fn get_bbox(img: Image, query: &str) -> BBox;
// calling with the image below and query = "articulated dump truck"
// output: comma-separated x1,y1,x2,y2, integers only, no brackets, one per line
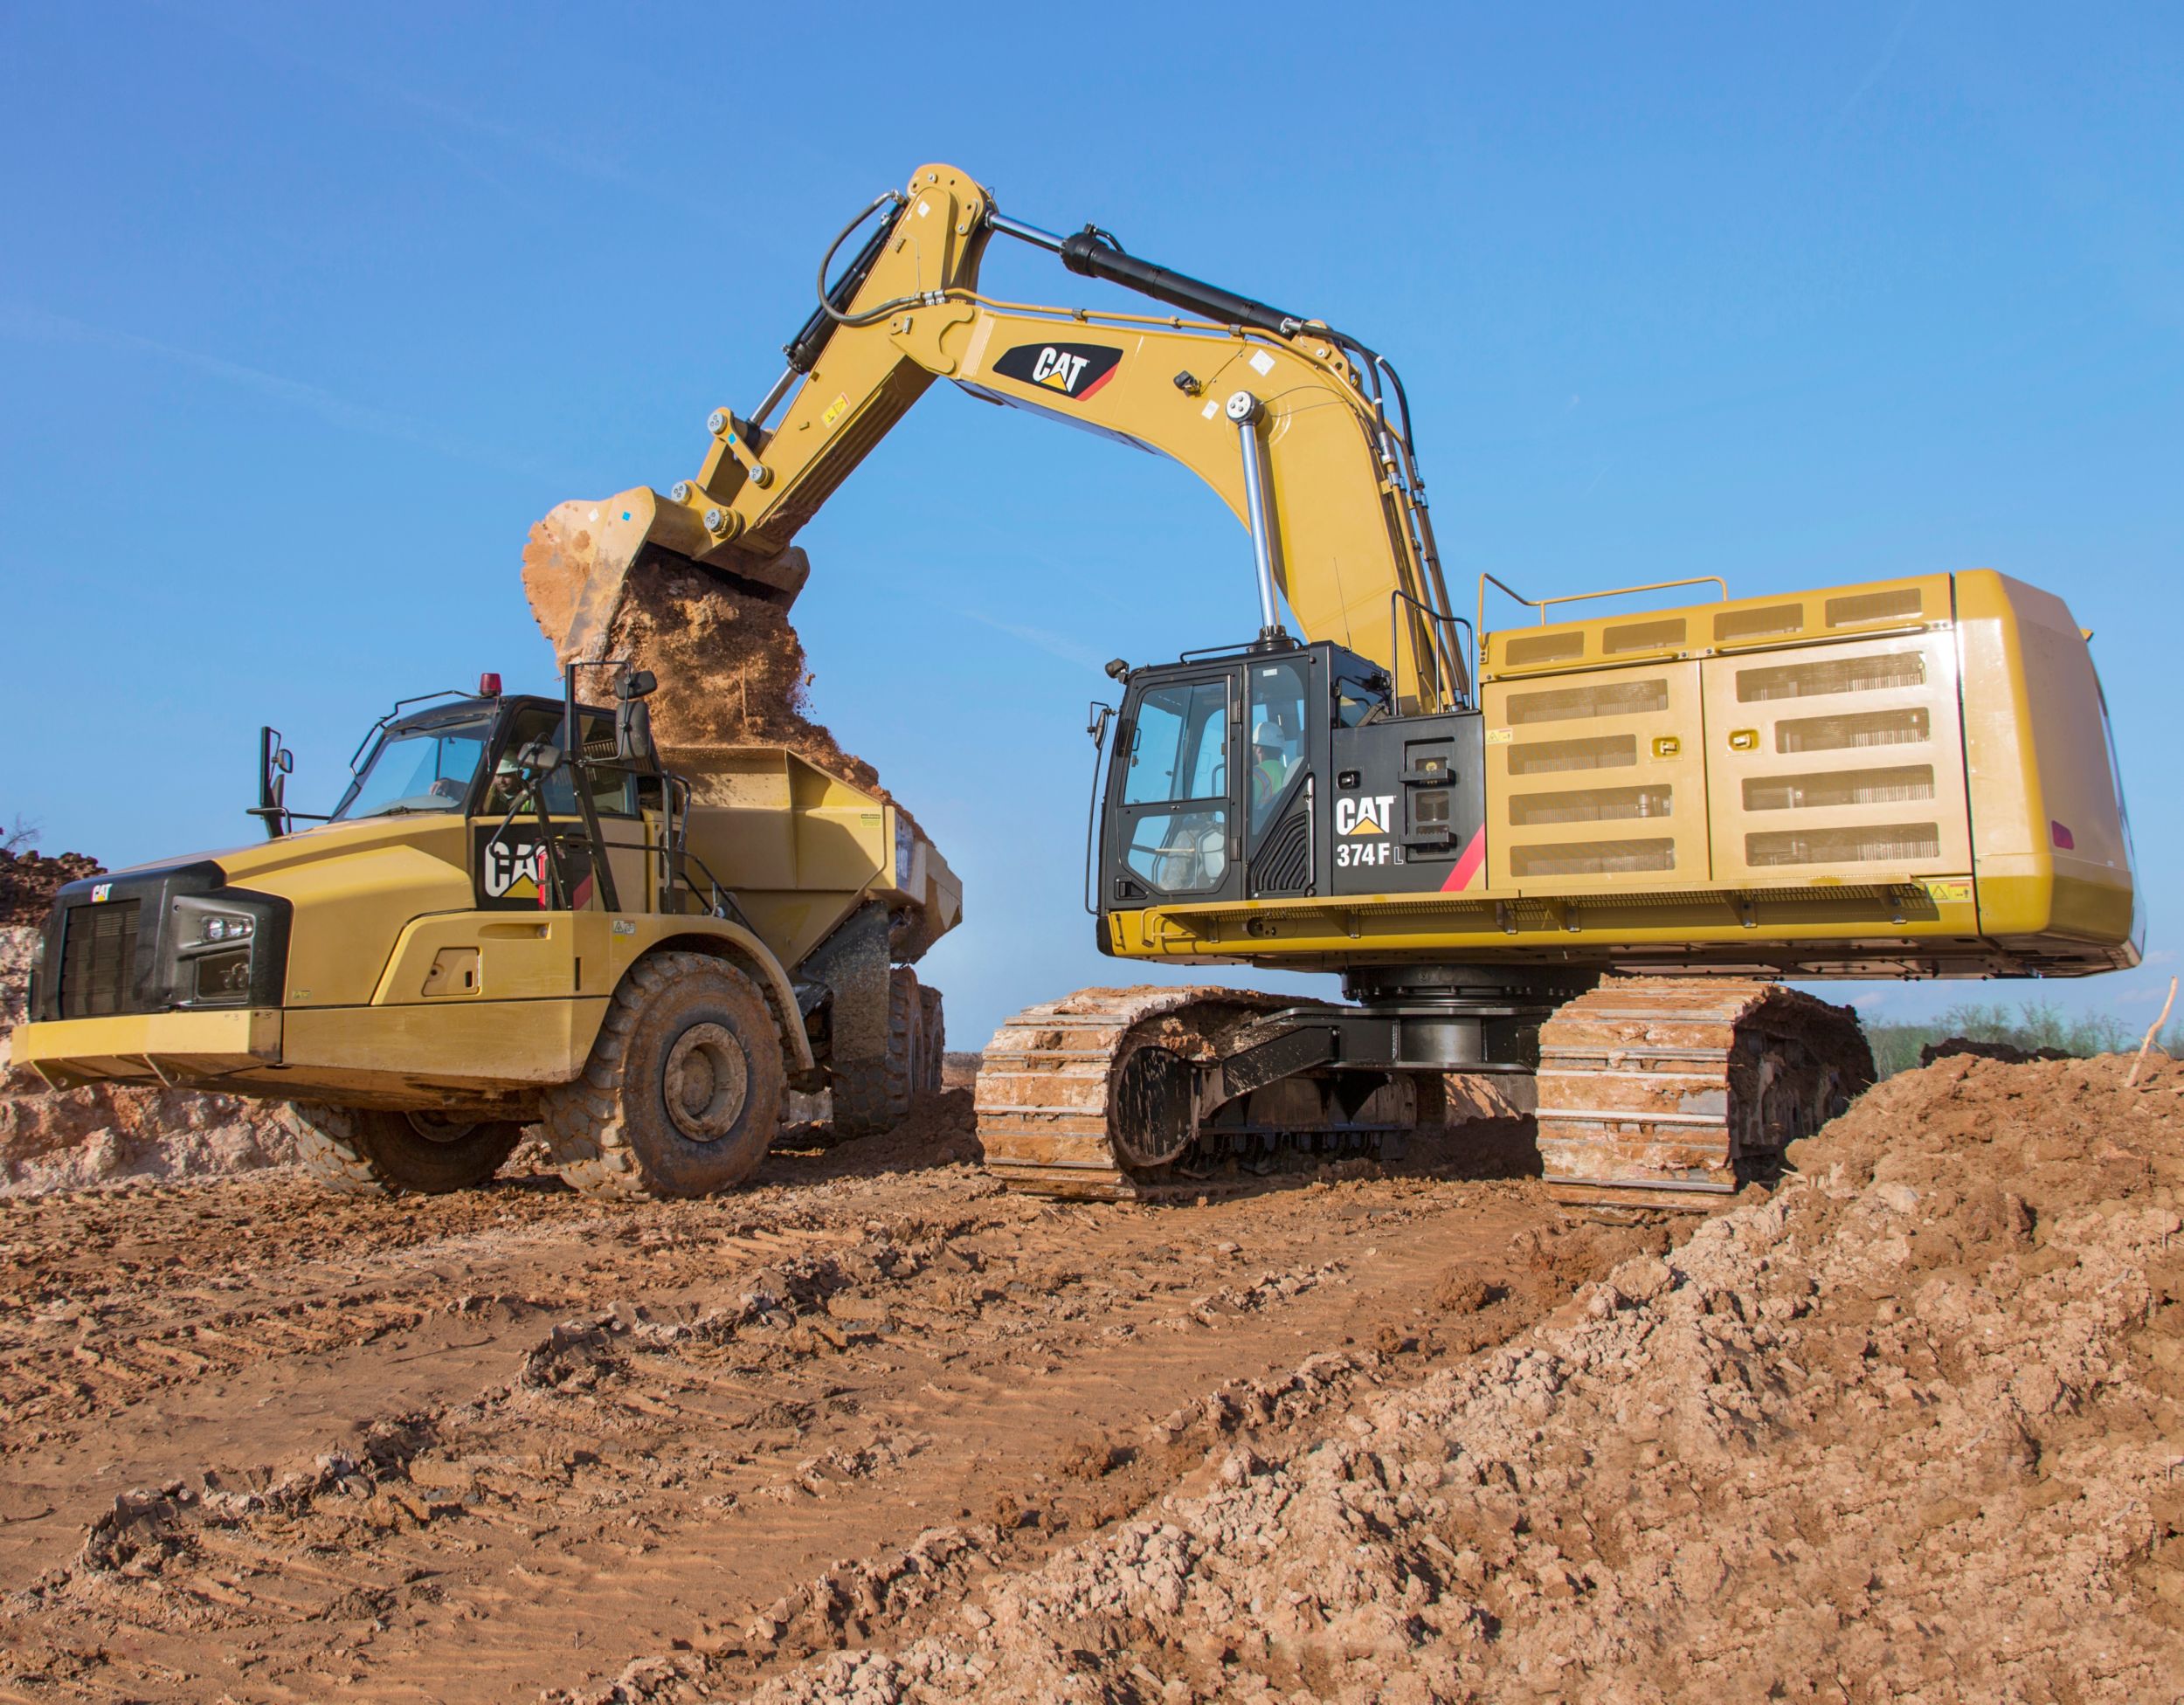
10,678,960,1198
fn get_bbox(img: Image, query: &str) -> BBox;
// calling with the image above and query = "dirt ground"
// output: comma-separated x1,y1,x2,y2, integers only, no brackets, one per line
0,1055,2178,1702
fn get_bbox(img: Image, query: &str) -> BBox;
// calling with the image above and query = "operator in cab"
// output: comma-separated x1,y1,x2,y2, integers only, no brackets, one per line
1251,721,1296,823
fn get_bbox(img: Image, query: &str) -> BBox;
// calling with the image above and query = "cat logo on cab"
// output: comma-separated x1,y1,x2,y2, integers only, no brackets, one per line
1335,793,1397,869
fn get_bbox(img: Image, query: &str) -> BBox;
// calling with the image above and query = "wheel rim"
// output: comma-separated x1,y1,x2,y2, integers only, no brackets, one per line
663,1022,750,1142
405,1112,479,1145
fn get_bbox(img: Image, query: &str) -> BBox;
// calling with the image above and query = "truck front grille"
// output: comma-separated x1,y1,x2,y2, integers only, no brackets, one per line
59,900,142,1018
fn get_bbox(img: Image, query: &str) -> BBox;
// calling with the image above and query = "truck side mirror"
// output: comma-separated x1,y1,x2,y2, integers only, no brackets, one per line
250,725,293,839
516,738,563,771
615,698,655,766
616,668,659,701
1087,701,1113,747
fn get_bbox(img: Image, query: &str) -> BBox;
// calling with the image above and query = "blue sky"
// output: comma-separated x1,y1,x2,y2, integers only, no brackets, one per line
3,3,2178,1046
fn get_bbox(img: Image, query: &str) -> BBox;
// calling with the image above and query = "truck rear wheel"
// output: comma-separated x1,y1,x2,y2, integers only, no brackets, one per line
832,967,918,1138
543,950,785,1199
291,1103,523,1196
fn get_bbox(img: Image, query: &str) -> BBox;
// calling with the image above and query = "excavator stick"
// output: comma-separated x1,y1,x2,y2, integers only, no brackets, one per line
522,487,809,666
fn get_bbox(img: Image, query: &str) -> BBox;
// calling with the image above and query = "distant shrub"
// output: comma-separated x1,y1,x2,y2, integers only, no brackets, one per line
1864,1000,2152,1079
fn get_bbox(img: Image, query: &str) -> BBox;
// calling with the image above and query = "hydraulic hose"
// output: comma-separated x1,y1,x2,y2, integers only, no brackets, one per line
785,190,913,375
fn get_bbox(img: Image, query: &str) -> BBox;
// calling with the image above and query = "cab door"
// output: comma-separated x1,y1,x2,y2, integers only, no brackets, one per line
1244,652,1318,897
1106,669,1243,908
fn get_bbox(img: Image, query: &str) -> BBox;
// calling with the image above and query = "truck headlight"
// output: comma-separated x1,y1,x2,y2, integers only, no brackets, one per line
201,913,255,943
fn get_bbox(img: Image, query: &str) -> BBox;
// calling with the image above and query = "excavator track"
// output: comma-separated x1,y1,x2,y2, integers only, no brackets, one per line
1535,977,1874,1211
974,987,1416,1199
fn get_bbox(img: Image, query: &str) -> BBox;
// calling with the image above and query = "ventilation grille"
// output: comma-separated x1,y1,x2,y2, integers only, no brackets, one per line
1510,839,1675,877
59,900,141,1019
1503,631,1585,666
1744,765,1935,811
1738,652,1926,702
1509,785,1673,826
1506,678,1670,726
1601,618,1685,654
1746,824,1941,867
1776,708,1931,753
1826,587,1925,627
1507,734,1638,776
1714,604,1804,644
1251,807,1312,896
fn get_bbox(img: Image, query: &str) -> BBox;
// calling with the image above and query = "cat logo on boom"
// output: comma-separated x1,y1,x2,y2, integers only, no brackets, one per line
992,341,1123,402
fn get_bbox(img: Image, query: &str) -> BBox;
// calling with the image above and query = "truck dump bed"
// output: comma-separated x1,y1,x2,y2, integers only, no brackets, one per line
669,743,961,971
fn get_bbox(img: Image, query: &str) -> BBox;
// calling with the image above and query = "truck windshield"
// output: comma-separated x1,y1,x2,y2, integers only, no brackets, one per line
334,721,492,820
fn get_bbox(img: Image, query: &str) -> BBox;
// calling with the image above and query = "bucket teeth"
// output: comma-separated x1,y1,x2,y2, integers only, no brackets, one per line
1535,978,1873,1211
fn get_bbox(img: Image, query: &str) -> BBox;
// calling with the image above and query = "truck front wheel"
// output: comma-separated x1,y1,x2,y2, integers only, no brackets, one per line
543,951,785,1199
291,1103,523,1195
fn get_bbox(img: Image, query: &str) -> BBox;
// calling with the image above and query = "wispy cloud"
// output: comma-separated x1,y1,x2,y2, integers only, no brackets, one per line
961,609,1108,670
0,300,548,478
1831,2,1920,133
143,0,659,199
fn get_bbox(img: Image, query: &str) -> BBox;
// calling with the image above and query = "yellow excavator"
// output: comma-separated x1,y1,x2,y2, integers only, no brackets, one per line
525,161,2139,1210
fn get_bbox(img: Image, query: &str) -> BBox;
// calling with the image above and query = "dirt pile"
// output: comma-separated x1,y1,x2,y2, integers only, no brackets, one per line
745,1052,2184,1703
522,511,887,801
0,846,101,928
1,925,298,1195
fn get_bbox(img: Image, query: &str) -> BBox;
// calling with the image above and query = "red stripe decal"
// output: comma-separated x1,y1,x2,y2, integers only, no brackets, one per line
1441,829,1486,893
1076,365,1117,401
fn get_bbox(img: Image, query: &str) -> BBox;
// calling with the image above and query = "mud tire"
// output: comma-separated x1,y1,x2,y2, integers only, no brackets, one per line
542,951,785,1200
832,967,918,1139
291,1103,522,1196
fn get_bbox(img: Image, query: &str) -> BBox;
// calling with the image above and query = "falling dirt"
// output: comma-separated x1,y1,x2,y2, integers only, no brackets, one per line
0,926,298,1196
2,1055,2179,1702
521,507,888,803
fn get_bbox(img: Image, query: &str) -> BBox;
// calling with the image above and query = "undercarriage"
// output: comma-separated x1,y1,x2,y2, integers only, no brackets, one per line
974,970,1874,1207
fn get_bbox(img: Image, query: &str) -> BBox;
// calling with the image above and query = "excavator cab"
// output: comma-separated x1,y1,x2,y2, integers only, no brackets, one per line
1098,639,1489,930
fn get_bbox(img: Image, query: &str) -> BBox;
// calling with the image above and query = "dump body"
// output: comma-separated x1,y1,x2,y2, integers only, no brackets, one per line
10,703,959,1115
1095,569,2137,979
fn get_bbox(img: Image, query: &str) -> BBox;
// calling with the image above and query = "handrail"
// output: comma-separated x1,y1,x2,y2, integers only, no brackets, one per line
1387,587,1476,712
1477,571,1730,639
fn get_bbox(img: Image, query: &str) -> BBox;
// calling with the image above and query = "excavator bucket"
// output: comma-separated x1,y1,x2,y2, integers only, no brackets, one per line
522,487,808,666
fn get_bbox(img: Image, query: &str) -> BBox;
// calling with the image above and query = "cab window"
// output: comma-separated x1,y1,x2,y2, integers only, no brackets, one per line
1248,659,1309,830
1123,679,1230,804
486,708,637,817
1336,675,1389,729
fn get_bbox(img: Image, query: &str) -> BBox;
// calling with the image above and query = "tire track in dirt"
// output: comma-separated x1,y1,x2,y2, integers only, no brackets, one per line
0,1096,1645,1704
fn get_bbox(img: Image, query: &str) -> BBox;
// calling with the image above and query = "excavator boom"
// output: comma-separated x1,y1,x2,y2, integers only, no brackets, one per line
523,163,1468,712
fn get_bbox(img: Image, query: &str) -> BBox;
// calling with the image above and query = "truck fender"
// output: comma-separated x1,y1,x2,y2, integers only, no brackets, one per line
613,921,817,1077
